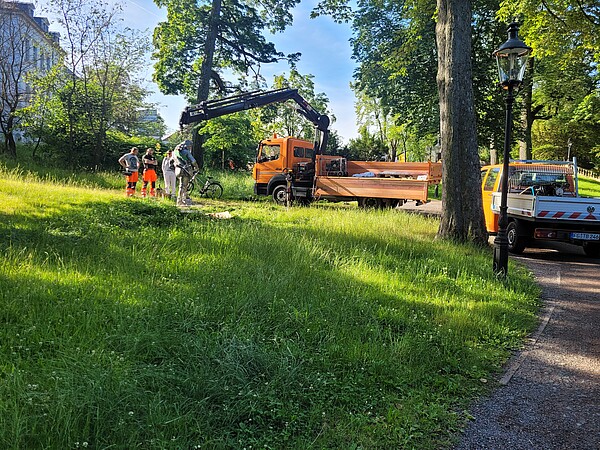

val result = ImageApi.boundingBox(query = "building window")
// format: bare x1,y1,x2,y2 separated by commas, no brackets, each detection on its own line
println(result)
24,39,31,61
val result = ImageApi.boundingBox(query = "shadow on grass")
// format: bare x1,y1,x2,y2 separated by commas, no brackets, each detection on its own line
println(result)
0,199,539,449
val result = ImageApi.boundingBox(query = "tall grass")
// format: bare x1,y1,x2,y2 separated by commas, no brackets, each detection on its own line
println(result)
0,152,254,200
0,165,539,449
578,176,600,198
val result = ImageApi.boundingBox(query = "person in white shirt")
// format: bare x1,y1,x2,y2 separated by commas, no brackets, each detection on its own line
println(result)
161,149,177,199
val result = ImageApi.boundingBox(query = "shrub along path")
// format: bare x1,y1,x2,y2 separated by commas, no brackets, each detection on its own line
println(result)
455,245,600,450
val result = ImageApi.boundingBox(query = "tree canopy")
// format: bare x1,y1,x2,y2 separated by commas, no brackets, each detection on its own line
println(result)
499,0,600,166
17,0,165,168
152,0,301,102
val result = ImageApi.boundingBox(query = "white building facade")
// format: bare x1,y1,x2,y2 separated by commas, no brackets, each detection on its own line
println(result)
0,1,62,140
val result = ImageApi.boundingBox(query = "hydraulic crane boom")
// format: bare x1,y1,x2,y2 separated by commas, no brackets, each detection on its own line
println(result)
179,88,331,154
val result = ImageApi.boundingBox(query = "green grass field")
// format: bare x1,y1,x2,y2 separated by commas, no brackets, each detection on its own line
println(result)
578,176,600,198
0,162,541,449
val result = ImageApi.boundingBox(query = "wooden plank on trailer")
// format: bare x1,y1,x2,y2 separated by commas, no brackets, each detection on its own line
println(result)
315,177,429,201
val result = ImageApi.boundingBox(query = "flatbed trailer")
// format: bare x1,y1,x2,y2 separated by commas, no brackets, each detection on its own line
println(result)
314,157,441,206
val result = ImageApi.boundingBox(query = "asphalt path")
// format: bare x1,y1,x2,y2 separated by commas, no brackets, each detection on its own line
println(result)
455,243,600,449
396,203,599,448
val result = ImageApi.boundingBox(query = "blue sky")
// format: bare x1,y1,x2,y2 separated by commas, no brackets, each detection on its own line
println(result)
41,0,359,142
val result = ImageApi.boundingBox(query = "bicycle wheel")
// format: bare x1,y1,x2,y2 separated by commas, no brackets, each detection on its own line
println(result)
187,181,195,195
202,181,223,199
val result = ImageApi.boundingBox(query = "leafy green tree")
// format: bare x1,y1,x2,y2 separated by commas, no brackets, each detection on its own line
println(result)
349,0,439,138
21,79,98,166
325,129,343,154
571,92,600,161
36,0,159,168
345,126,387,161
252,69,334,142
18,64,64,158
315,0,505,161
498,0,600,166
152,0,301,166
498,0,600,62
198,112,259,169
46,0,118,164
354,88,409,161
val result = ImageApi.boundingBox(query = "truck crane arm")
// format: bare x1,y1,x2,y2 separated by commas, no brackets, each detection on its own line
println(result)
179,88,330,154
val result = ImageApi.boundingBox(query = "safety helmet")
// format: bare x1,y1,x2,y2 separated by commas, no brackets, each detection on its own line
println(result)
180,140,192,150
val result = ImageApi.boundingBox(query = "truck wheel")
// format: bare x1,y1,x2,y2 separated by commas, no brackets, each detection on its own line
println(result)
582,242,600,258
358,197,380,209
507,221,527,254
272,184,287,205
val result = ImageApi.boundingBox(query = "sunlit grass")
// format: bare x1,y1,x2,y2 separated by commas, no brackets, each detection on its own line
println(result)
578,176,600,198
0,166,540,449
0,152,254,199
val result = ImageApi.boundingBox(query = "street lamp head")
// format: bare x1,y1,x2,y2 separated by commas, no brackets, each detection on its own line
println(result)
493,22,532,89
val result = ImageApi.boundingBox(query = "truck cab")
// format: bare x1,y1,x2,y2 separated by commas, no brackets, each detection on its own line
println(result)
481,166,501,232
252,135,315,201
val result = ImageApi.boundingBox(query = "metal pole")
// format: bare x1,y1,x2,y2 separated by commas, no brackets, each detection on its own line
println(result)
493,84,514,278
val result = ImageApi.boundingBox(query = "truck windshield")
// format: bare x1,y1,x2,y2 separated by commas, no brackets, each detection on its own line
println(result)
258,144,280,162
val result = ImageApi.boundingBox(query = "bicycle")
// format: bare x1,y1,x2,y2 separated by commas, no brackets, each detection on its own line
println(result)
187,173,223,199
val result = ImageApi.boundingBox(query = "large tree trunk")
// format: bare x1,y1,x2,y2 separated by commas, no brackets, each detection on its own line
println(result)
436,0,487,245
4,113,17,158
389,141,397,162
518,57,535,160
193,0,221,168
6,131,16,158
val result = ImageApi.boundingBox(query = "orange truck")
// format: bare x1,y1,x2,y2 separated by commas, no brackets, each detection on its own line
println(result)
481,159,600,257
181,89,441,207
252,134,441,206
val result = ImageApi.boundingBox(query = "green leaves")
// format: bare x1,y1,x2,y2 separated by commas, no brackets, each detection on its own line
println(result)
498,0,600,166
152,0,301,101
258,70,332,141
199,112,258,168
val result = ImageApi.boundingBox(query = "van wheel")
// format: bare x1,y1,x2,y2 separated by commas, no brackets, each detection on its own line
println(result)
507,221,527,254
272,185,287,205
582,242,600,258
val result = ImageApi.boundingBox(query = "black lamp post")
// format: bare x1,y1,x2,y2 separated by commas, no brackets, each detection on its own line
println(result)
492,22,532,277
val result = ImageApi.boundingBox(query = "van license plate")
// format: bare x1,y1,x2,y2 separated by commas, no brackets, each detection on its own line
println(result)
570,232,600,241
